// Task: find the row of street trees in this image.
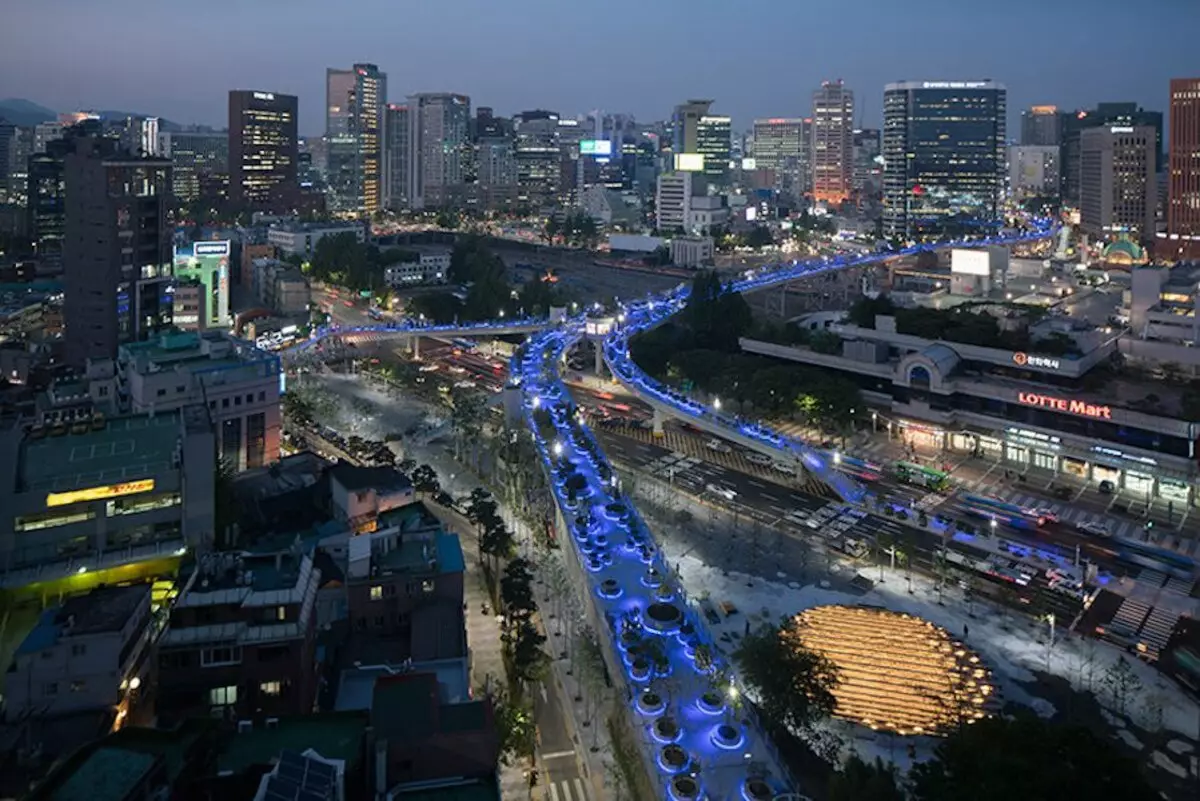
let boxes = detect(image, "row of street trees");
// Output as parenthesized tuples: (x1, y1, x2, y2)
(733, 618, 1159, 800)
(543, 211, 600, 249)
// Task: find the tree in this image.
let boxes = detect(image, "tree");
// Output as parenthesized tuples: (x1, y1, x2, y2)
(493, 690, 537, 765)
(827, 756, 905, 801)
(481, 518, 516, 572)
(543, 216, 561, 245)
(1102, 656, 1142, 716)
(500, 557, 537, 621)
(411, 463, 441, 496)
(509, 619, 550, 684)
(733, 619, 839, 735)
(909, 714, 1158, 801)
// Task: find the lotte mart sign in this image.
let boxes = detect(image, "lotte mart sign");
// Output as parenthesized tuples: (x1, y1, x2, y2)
(1017, 392, 1112, 420)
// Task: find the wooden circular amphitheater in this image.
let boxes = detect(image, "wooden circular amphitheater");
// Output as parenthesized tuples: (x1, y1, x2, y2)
(787, 605, 996, 735)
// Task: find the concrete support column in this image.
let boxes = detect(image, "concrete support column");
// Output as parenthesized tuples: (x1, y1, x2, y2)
(409, 336, 420, 360)
(652, 408, 666, 437)
(594, 343, 605, 379)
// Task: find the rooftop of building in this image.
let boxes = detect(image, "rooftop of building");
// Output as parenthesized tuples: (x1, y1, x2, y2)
(182, 547, 314, 596)
(23, 720, 211, 801)
(330, 463, 414, 496)
(16, 584, 149, 655)
(17, 409, 186, 494)
(369, 673, 490, 743)
(118, 330, 275, 375)
(390, 778, 501, 801)
(215, 712, 368, 775)
(367, 526, 465, 578)
(336, 656, 470, 712)
(268, 220, 363, 234)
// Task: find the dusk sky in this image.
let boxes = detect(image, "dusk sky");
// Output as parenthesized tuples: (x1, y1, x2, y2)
(2, 0, 1197, 135)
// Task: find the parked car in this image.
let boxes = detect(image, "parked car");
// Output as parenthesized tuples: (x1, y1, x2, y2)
(1098, 480, 1115, 495)
(771, 461, 796, 476)
(745, 452, 772, 466)
(706, 483, 737, 501)
(1078, 520, 1112, 538)
(705, 438, 731, 453)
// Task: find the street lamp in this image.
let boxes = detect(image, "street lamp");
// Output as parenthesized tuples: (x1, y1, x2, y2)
(833, 452, 842, 465)
(553, 441, 564, 458)
(713, 397, 722, 412)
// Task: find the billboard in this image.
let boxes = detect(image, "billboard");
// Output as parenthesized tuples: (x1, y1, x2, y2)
(741, 157, 757, 171)
(173, 240, 231, 328)
(674, 153, 704, 172)
(580, 140, 613, 156)
(47, 479, 155, 508)
(950, 249, 990, 277)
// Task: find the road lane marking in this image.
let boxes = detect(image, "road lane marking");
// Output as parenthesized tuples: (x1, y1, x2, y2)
(574, 778, 588, 800)
(549, 782, 560, 801)
(542, 750, 576, 760)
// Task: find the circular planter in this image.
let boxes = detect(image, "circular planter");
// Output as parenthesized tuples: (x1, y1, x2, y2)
(585, 555, 603, 572)
(642, 569, 664, 589)
(678, 622, 695, 640)
(744, 778, 773, 801)
(630, 658, 652, 683)
(604, 502, 629, 520)
(620, 629, 641, 650)
(698, 691, 725, 715)
(712, 722, 744, 750)
(593, 533, 608, 547)
(637, 689, 665, 714)
(653, 715, 681, 744)
(669, 775, 701, 800)
(598, 579, 621, 599)
(658, 744, 688, 774)
(654, 584, 675, 602)
(600, 551, 614, 566)
(638, 546, 655, 564)
(644, 602, 683, 633)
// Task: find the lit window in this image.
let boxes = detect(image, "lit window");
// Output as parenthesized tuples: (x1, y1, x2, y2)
(260, 681, 282, 696)
(208, 685, 238, 706)
(370, 585, 383, 601)
(276, 606, 286, 621)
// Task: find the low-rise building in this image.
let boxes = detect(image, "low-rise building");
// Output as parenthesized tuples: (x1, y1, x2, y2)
(0, 405, 215, 590)
(329, 463, 415, 531)
(252, 258, 311, 315)
(4, 584, 155, 724)
(156, 545, 321, 724)
(670, 236, 714, 268)
(118, 331, 282, 470)
(742, 304, 1198, 504)
(267, 221, 366, 259)
(382, 249, 450, 288)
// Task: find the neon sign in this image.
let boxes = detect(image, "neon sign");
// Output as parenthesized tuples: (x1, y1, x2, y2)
(47, 479, 156, 508)
(1017, 392, 1112, 419)
(1013, 352, 1060, 370)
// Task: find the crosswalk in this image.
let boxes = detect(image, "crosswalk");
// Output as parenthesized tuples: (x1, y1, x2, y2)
(966, 487, 1143, 539)
(544, 778, 591, 801)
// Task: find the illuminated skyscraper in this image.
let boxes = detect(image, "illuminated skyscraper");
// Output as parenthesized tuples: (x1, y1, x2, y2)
(696, 114, 732, 188)
(407, 93, 471, 210)
(1020, 105, 1060, 146)
(1166, 78, 1200, 259)
(228, 90, 299, 212)
(1079, 125, 1156, 243)
(384, 104, 410, 210)
(882, 80, 1006, 239)
(751, 118, 811, 198)
(326, 64, 387, 217)
(811, 80, 854, 205)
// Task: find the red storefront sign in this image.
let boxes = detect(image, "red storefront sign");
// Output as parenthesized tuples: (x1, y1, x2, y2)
(1017, 392, 1112, 420)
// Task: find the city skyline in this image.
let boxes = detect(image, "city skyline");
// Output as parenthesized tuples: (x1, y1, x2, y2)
(2, 0, 1196, 135)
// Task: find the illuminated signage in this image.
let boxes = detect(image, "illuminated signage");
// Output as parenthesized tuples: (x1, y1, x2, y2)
(741, 157, 757, 170)
(194, 241, 231, 257)
(1017, 392, 1112, 419)
(252, 92, 275, 101)
(674, 153, 704, 172)
(1012, 352, 1060, 370)
(579, 140, 613, 157)
(47, 479, 155, 508)
(1110, 126, 1134, 134)
(922, 81, 989, 89)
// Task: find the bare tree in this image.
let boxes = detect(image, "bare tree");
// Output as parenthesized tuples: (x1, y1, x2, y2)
(1102, 656, 1142, 717)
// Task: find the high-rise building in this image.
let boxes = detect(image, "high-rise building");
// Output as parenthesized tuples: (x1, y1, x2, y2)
(33, 121, 64, 154)
(63, 136, 174, 365)
(325, 64, 386, 218)
(1166, 78, 1200, 259)
(1020, 106, 1061, 146)
(1009, 145, 1061, 200)
(228, 90, 299, 212)
(852, 128, 883, 205)
(384, 104, 410, 211)
(26, 119, 106, 272)
(811, 80, 854, 205)
(477, 132, 517, 206)
(159, 129, 229, 202)
(1061, 103, 1164, 205)
(696, 115, 732, 188)
(0, 119, 18, 206)
(1079, 125, 1156, 244)
(656, 171, 695, 232)
(513, 111, 561, 205)
(882, 80, 1007, 239)
(407, 93, 471, 210)
(672, 100, 713, 158)
(751, 118, 811, 199)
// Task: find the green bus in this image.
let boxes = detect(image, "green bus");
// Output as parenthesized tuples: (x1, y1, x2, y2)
(893, 461, 951, 491)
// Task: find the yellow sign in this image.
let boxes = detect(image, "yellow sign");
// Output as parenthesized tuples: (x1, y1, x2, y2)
(46, 479, 156, 508)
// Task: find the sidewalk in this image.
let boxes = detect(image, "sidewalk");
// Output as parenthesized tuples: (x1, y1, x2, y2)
(441, 508, 530, 801)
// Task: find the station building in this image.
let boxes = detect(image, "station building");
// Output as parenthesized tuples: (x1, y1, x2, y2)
(744, 309, 1199, 505)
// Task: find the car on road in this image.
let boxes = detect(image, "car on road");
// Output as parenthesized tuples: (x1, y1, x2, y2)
(705, 483, 737, 501)
(745, 452, 772, 466)
(1029, 507, 1059, 523)
(705, 438, 731, 453)
(1078, 520, 1112, 538)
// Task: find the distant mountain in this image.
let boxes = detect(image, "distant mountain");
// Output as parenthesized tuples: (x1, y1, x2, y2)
(0, 98, 57, 126)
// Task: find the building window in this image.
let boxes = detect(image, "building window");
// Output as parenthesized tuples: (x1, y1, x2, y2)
(71, 644, 87, 657)
(208, 685, 238, 706)
(258, 391, 266, 402)
(222, 397, 230, 408)
(370, 585, 383, 601)
(276, 606, 286, 621)
(422, 579, 435, 593)
(246, 393, 253, 404)
(70, 680, 86, 693)
(201, 646, 242, 667)
(156, 388, 167, 397)
(234, 395, 242, 406)
(260, 681, 282, 696)
(43, 683, 58, 696)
